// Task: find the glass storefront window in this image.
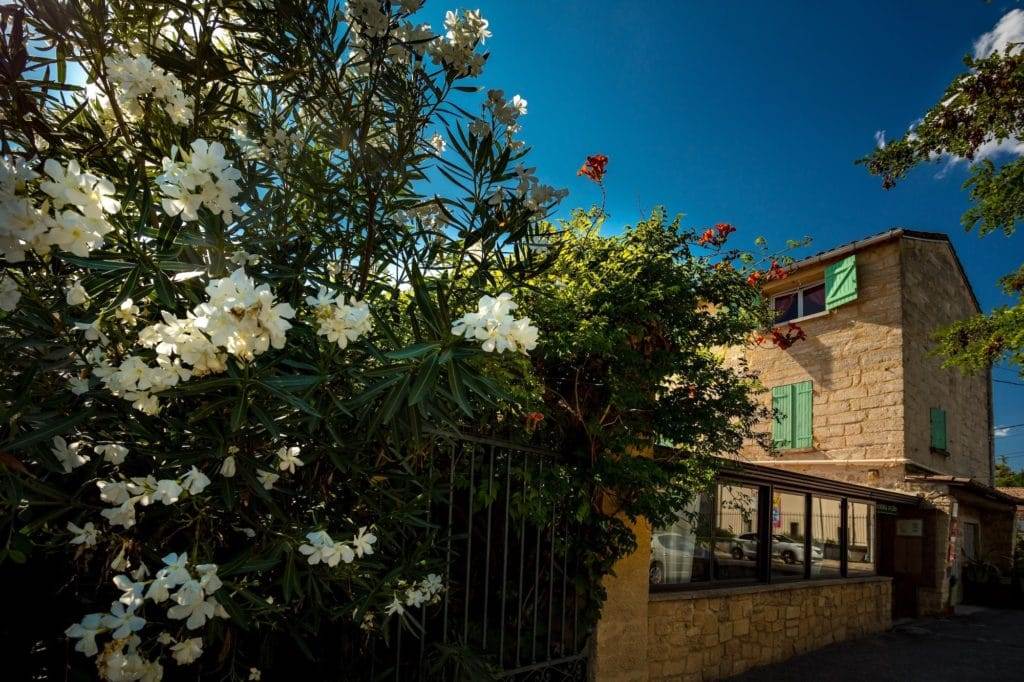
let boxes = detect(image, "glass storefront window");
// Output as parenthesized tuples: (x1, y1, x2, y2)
(771, 490, 807, 581)
(811, 495, 842, 578)
(847, 500, 875, 575)
(714, 483, 760, 582)
(650, 492, 712, 586)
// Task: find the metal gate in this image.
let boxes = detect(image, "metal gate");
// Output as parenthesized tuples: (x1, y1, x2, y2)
(371, 433, 593, 680)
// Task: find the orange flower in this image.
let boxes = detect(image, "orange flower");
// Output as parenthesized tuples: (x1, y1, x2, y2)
(577, 154, 608, 183)
(715, 223, 735, 239)
(747, 270, 763, 287)
(697, 229, 715, 246)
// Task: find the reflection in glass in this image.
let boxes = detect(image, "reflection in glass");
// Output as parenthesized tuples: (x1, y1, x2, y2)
(802, 283, 826, 316)
(774, 293, 798, 323)
(811, 496, 842, 577)
(847, 501, 875, 575)
(714, 483, 760, 582)
(650, 493, 712, 586)
(771, 491, 807, 581)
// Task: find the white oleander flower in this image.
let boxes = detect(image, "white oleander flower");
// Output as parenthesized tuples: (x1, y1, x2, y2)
(95, 443, 129, 465)
(101, 499, 137, 528)
(157, 140, 242, 223)
(249, 668, 262, 681)
(219, 455, 237, 477)
(171, 637, 204, 665)
(181, 466, 211, 495)
(67, 520, 99, 547)
(52, 436, 89, 473)
(115, 298, 140, 325)
(101, 601, 146, 639)
(351, 526, 377, 558)
(69, 376, 90, 395)
(65, 613, 104, 657)
(451, 293, 539, 354)
(276, 445, 303, 474)
(429, 132, 446, 154)
(0, 276, 19, 311)
(65, 279, 89, 306)
(469, 119, 491, 138)
(257, 469, 279, 490)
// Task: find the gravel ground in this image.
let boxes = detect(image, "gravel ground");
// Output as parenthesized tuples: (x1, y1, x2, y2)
(728, 608, 1024, 682)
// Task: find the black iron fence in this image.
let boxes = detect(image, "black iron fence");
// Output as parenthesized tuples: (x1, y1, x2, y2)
(371, 433, 592, 680)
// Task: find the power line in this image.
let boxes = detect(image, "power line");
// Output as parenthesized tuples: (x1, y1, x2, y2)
(994, 379, 1024, 387)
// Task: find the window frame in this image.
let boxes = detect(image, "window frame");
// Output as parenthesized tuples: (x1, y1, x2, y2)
(771, 280, 828, 325)
(651, 482, 881, 592)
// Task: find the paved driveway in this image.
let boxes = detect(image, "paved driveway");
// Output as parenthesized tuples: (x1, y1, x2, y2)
(729, 608, 1024, 682)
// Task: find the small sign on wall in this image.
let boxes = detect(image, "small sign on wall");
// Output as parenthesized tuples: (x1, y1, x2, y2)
(896, 519, 924, 537)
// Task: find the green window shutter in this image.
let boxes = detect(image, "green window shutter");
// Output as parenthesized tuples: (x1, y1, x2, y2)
(772, 385, 794, 449)
(930, 408, 947, 450)
(794, 381, 814, 448)
(825, 255, 858, 310)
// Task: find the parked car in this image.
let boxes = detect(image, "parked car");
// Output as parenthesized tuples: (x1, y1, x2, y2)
(649, 532, 711, 584)
(729, 533, 824, 564)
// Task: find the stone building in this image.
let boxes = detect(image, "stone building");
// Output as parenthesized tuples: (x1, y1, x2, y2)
(732, 228, 1016, 617)
(592, 230, 1018, 681)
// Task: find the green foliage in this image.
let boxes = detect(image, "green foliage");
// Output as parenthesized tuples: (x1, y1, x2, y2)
(996, 456, 1024, 487)
(860, 47, 1024, 376)
(515, 208, 773, 599)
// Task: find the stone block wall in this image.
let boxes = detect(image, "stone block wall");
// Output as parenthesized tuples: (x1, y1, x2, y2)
(646, 578, 892, 681)
(899, 237, 992, 484)
(731, 240, 907, 480)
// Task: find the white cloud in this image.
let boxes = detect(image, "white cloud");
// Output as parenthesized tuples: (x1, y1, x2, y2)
(974, 9, 1024, 58)
(996, 427, 1013, 438)
(874, 130, 886, 149)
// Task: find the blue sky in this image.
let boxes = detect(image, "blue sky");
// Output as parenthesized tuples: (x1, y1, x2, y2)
(463, 0, 1024, 464)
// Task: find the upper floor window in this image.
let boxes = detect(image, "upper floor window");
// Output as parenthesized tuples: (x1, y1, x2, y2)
(772, 282, 826, 324)
(772, 381, 813, 450)
(930, 407, 948, 452)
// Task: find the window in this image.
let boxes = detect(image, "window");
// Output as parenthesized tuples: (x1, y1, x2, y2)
(963, 522, 980, 561)
(654, 482, 887, 591)
(772, 381, 813, 450)
(846, 501, 875, 576)
(771, 491, 807, 581)
(772, 282, 826, 323)
(650, 492, 712, 586)
(714, 483, 760, 582)
(930, 408, 948, 451)
(811, 496, 842, 578)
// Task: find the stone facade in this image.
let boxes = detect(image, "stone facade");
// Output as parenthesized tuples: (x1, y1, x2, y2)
(732, 238, 909, 489)
(731, 233, 992, 488)
(646, 578, 891, 681)
(899, 237, 992, 483)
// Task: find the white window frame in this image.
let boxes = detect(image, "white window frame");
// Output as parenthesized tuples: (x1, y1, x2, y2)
(771, 280, 828, 326)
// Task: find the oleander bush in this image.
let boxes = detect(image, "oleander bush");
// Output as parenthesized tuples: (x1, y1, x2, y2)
(0, 2, 777, 679)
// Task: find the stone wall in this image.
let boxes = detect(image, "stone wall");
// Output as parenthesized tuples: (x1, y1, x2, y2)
(731, 239, 907, 487)
(646, 578, 892, 681)
(899, 237, 992, 484)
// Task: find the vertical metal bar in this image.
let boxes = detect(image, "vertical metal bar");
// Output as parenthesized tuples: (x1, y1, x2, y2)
(462, 449, 476, 644)
(840, 497, 849, 578)
(498, 451, 512, 665)
(421, 457, 434, 668)
(482, 446, 495, 650)
(560, 523, 569, 656)
(442, 444, 456, 643)
(546, 496, 556, 661)
(804, 493, 813, 580)
(531, 459, 544, 662)
(515, 457, 528, 666)
(394, 618, 403, 682)
(572, 551, 580, 654)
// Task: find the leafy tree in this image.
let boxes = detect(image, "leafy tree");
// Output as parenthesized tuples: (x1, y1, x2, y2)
(521, 209, 774, 591)
(996, 456, 1024, 487)
(860, 45, 1024, 374)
